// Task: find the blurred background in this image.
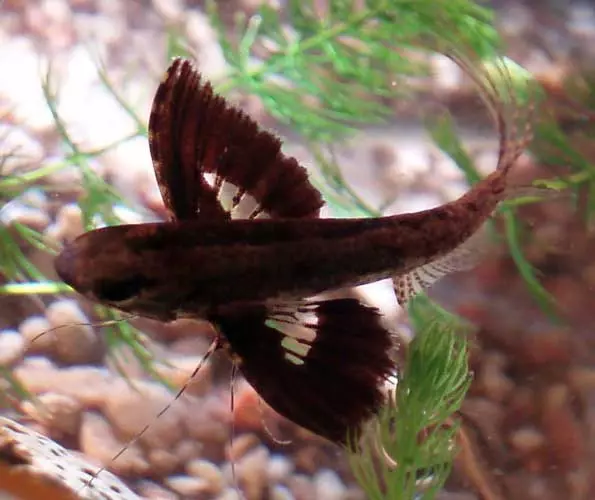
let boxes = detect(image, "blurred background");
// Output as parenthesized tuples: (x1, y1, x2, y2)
(0, 1, 594, 499)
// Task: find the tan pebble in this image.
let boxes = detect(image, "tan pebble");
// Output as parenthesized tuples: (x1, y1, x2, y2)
(287, 474, 315, 500)
(154, 355, 212, 397)
(20, 189, 49, 211)
(270, 484, 295, 500)
(103, 343, 146, 380)
(566, 469, 590, 499)
(541, 384, 584, 470)
(14, 362, 114, 406)
(293, 445, 328, 474)
(544, 383, 569, 409)
(267, 454, 294, 483)
(509, 426, 545, 454)
(567, 366, 595, 393)
(146, 448, 181, 477)
(166, 475, 210, 497)
(101, 379, 185, 450)
(21, 392, 82, 439)
(19, 315, 54, 354)
(174, 439, 203, 463)
(42, 222, 64, 249)
(152, 0, 183, 19)
(520, 329, 572, 367)
(184, 395, 230, 445)
(435, 492, 477, 500)
(461, 398, 504, 441)
(478, 352, 514, 402)
(186, 458, 225, 495)
(45, 299, 101, 365)
(136, 480, 178, 499)
(79, 411, 149, 477)
(0, 329, 25, 366)
(237, 446, 270, 500)
(227, 433, 260, 462)
(505, 387, 536, 427)
(0, 203, 50, 231)
(370, 142, 396, 171)
(54, 203, 84, 242)
(313, 469, 346, 500)
(216, 487, 243, 500)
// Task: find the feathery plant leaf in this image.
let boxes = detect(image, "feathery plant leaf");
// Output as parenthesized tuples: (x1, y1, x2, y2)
(207, 0, 499, 140)
(349, 294, 472, 500)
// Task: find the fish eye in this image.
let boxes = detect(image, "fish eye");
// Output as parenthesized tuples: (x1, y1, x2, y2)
(93, 275, 151, 303)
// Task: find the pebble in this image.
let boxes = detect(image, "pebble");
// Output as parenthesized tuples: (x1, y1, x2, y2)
(166, 475, 209, 497)
(540, 384, 585, 470)
(79, 411, 150, 477)
(183, 394, 230, 446)
(509, 426, 545, 455)
(45, 299, 102, 365)
(270, 484, 295, 500)
(0, 124, 44, 175)
(216, 487, 243, 500)
(146, 448, 182, 477)
(49, 203, 85, 244)
(227, 432, 260, 462)
(266, 454, 294, 483)
(136, 480, 178, 500)
(0, 202, 51, 231)
(237, 445, 270, 500)
(154, 354, 213, 397)
(0, 38, 54, 129)
(186, 458, 226, 495)
(101, 379, 186, 451)
(287, 474, 315, 500)
(21, 392, 82, 439)
(478, 352, 514, 402)
(172, 441, 202, 466)
(313, 469, 347, 500)
(0, 329, 25, 366)
(19, 315, 53, 354)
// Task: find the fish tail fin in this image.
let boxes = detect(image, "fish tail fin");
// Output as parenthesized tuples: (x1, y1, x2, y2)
(454, 54, 539, 188)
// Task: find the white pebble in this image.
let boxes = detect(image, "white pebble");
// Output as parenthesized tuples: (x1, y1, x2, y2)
(53, 203, 84, 242)
(0, 202, 50, 231)
(166, 475, 209, 497)
(186, 458, 225, 495)
(216, 488, 243, 500)
(19, 316, 52, 349)
(270, 485, 295, 500)
(266, 454, 294, 483)
(45, 299, 100, 365)
(313, 469, 346, 500)
(0, 329, 25, 366)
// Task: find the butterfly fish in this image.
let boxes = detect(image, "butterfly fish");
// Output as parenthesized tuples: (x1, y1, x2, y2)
(54, 57, 533, 444)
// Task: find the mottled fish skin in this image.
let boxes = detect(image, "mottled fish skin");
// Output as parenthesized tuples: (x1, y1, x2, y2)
(54, 57, 533, 445)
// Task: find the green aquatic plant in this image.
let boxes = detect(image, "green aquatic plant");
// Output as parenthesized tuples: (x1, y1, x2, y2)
(0, 1, 587, 498)
(349, 295, 472, 499)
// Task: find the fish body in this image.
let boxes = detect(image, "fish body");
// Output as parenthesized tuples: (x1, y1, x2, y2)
(55, 176, 499, 320)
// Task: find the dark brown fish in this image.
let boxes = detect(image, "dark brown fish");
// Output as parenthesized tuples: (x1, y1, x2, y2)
(54, 57, 532, 444)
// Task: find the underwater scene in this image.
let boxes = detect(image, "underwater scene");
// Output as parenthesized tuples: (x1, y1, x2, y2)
(0, 1, 594, 499)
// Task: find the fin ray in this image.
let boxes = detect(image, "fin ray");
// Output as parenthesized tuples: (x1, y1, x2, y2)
(148, 58, 324, 222)
(211, 298, 396, 444)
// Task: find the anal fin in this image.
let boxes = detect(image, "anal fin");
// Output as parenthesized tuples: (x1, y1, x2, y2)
(393, 223, 492, 306)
